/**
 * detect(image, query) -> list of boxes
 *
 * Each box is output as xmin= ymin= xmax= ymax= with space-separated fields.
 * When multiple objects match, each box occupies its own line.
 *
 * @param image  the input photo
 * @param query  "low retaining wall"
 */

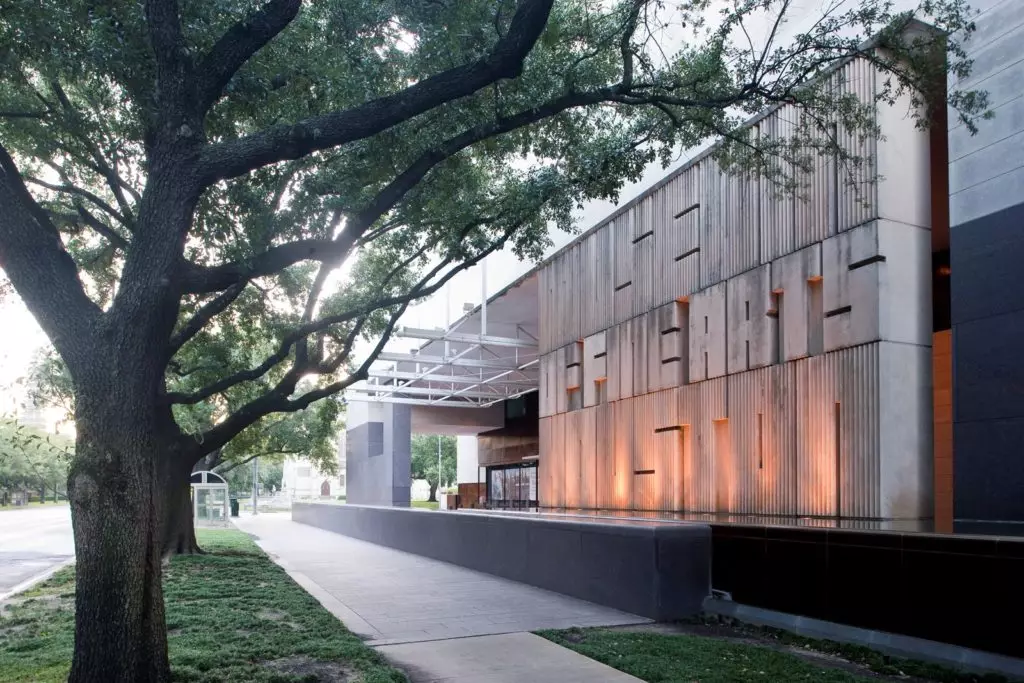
xmin=711 ymin=524 xmax=1024 ymax=658
xmin=292 ymin=502 xmax=711 ymax=620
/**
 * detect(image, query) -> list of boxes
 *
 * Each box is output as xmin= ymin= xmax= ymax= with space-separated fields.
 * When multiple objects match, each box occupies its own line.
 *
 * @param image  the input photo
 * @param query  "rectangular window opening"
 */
xmin=704 ymin=351 xmax=709 ymax=378
xmin=745 ymin=340 xmax=750 ymax=370
xmin=745 ymin=300 xmax=750 ymax=321
xmin=704 ymin=315 xmax=708 ymax=334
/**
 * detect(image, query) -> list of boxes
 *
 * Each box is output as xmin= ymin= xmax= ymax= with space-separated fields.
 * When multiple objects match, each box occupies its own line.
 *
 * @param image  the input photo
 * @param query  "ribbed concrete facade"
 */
xmin=538 ymin=55 xmax=934 ymax=520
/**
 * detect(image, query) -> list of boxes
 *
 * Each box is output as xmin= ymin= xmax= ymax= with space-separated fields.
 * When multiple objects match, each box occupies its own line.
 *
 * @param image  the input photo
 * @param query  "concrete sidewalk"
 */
xmin=235 ymin=512 xmax=646 ymax=682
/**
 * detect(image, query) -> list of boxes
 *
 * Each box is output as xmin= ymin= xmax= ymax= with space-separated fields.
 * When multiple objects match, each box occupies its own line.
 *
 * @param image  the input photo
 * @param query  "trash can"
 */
xmin=230 ymin=498 xmax=239 ymax=517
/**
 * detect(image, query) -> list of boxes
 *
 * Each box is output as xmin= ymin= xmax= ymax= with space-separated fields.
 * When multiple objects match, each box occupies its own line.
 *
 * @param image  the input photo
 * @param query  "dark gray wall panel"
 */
xmin=950 ymin=200 xmax=1024 ymax=525
xmin=293 ymin=503 xmax=711 ymax=621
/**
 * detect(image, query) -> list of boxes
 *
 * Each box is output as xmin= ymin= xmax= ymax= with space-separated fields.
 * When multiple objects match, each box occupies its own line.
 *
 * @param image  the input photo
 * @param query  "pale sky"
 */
xmin=0 ymin=0 xmax=935 ymax=407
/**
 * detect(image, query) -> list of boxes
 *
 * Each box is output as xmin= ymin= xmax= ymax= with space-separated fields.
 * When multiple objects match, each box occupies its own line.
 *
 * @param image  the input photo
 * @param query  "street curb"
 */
xmin=0 ymin=556 xmax=75 ymax=605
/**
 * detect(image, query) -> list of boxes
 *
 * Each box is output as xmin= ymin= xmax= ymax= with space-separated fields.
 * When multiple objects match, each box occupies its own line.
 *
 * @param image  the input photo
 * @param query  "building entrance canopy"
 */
xmin=347 ymin=272 xmax=540 ymax=408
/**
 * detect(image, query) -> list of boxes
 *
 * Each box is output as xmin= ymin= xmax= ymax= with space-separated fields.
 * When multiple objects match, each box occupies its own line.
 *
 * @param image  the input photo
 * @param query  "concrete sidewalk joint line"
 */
xmin=232 ymin=513 xmax=648 ymax=682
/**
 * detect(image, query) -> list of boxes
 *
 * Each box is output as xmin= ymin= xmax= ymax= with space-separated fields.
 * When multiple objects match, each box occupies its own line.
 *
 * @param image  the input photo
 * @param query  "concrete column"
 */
xmin=456 ymin=435 xmax=479 ymax=485
xmin=345 ymin=401 xmax=411 ymax=506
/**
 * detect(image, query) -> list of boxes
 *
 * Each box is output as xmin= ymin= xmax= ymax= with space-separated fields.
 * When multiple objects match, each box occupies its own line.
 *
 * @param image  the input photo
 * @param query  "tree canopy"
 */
xmin=0 ymin=419 xmax=72 ymax=502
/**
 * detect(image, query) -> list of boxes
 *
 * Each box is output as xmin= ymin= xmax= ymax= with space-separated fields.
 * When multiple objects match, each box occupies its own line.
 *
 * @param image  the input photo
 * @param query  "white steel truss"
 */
xmin=394 ymin=326 xmax=537 ymax=349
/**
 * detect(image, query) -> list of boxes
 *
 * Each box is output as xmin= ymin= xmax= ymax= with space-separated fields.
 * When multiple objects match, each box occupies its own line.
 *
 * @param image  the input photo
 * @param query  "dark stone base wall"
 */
xmin=711 ymin=524 xmax=1024 ymax=657
xmin=293 ymin=503 xmax=711 ymax=621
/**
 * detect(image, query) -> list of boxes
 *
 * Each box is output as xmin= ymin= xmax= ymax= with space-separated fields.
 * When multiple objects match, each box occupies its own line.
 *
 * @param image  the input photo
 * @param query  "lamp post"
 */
xmin=437 ymin=435 xmax=442 ymax=502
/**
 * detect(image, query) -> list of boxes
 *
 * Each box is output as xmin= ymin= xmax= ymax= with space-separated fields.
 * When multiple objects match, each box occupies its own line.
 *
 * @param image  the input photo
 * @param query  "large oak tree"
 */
xmin=0 ymin=0 xmax=985 ymax=680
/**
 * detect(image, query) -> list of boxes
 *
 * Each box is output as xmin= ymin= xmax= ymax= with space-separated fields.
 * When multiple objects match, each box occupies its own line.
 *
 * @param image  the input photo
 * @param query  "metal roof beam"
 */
xmin=345 ymin=395 xmax=487 ymax=408
xmin=395 ymin=326 xmax=537 ymax=349
xmin=367 ymin=370 xmax=536 ymax=385
xmin=376 ymin=352 xmax=528 ymax=371
xmin=351 ymin=385 xmax=515 ymax=400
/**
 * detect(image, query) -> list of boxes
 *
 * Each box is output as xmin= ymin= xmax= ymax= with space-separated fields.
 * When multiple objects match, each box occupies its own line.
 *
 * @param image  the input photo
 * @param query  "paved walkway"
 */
xmin=235 ymin=512 xmax=646 ymax=682
xmin=0 ymin=506 xmax=74 ymax=601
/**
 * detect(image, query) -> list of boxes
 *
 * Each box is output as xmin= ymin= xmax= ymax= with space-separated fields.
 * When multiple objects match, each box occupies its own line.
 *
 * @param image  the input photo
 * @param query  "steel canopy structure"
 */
xmin=347 ymin=271 xmax=541 ymax=408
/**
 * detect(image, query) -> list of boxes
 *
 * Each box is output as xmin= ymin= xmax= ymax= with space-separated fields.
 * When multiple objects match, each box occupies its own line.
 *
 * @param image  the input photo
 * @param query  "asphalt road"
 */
xmin=0 ymin=505 xmax=74 ymax=599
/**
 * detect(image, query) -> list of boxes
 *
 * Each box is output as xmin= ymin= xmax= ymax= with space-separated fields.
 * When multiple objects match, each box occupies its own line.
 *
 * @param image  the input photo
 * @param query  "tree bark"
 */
xmin=67 ymin=401 xmax=174 ymax=683
xmin=161 ymin=468 xmax=201 ymax=557
xmin=428 ymin=482 xmax=438 ymax=503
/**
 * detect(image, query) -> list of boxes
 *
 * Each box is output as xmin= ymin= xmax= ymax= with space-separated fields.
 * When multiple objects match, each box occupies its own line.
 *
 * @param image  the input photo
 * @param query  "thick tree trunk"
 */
xmin=67 ymin=408 xmax=174 ymax=683
xmin=428 ymin=482 xmax=438 ymax=503
xmin=160 ymin=450 xmax=224 ymax=556
xmin=161 ymin=470 xmax=201 ymax=557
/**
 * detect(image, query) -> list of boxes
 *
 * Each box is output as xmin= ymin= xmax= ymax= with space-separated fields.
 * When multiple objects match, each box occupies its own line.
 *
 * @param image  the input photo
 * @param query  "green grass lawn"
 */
xmin=0 ymin=529 xmax=406 ymax=683
xmin=410 ymin=500 xmax=438 ymax=510
xmin=540 ymin=627 xmax=1007 ymax=683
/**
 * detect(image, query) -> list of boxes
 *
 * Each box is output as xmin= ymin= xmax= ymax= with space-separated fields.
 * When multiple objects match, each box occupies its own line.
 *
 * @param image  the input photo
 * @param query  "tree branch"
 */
xmin=169 ymin=236 xmax=435 ymax=405
xmin=74 ymin=204 xmax=130 ymax=251
xmin=183 ymin=87 xmax=607 ymax=294
xmin=25 ymin=176 xmax=132 ymax=228
xmin=0 ymin=144 xmax=103 ymax=371
xmin=181 ymin=220 xmax=517 ymax=456
xmin=196 ymin=0 xmax=555 ymax=186
xmin=196 ymin=0 xmax=302 ymax=115
xmin=0 ymin=111 xmax=46 ymax=119
xmin=48 ymin=80 xmax=140 ymax=221
xmin=214 ymin=448 xmax=301 ymax=474
xmin=168 ymin=281 xmax=248 ymax=357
